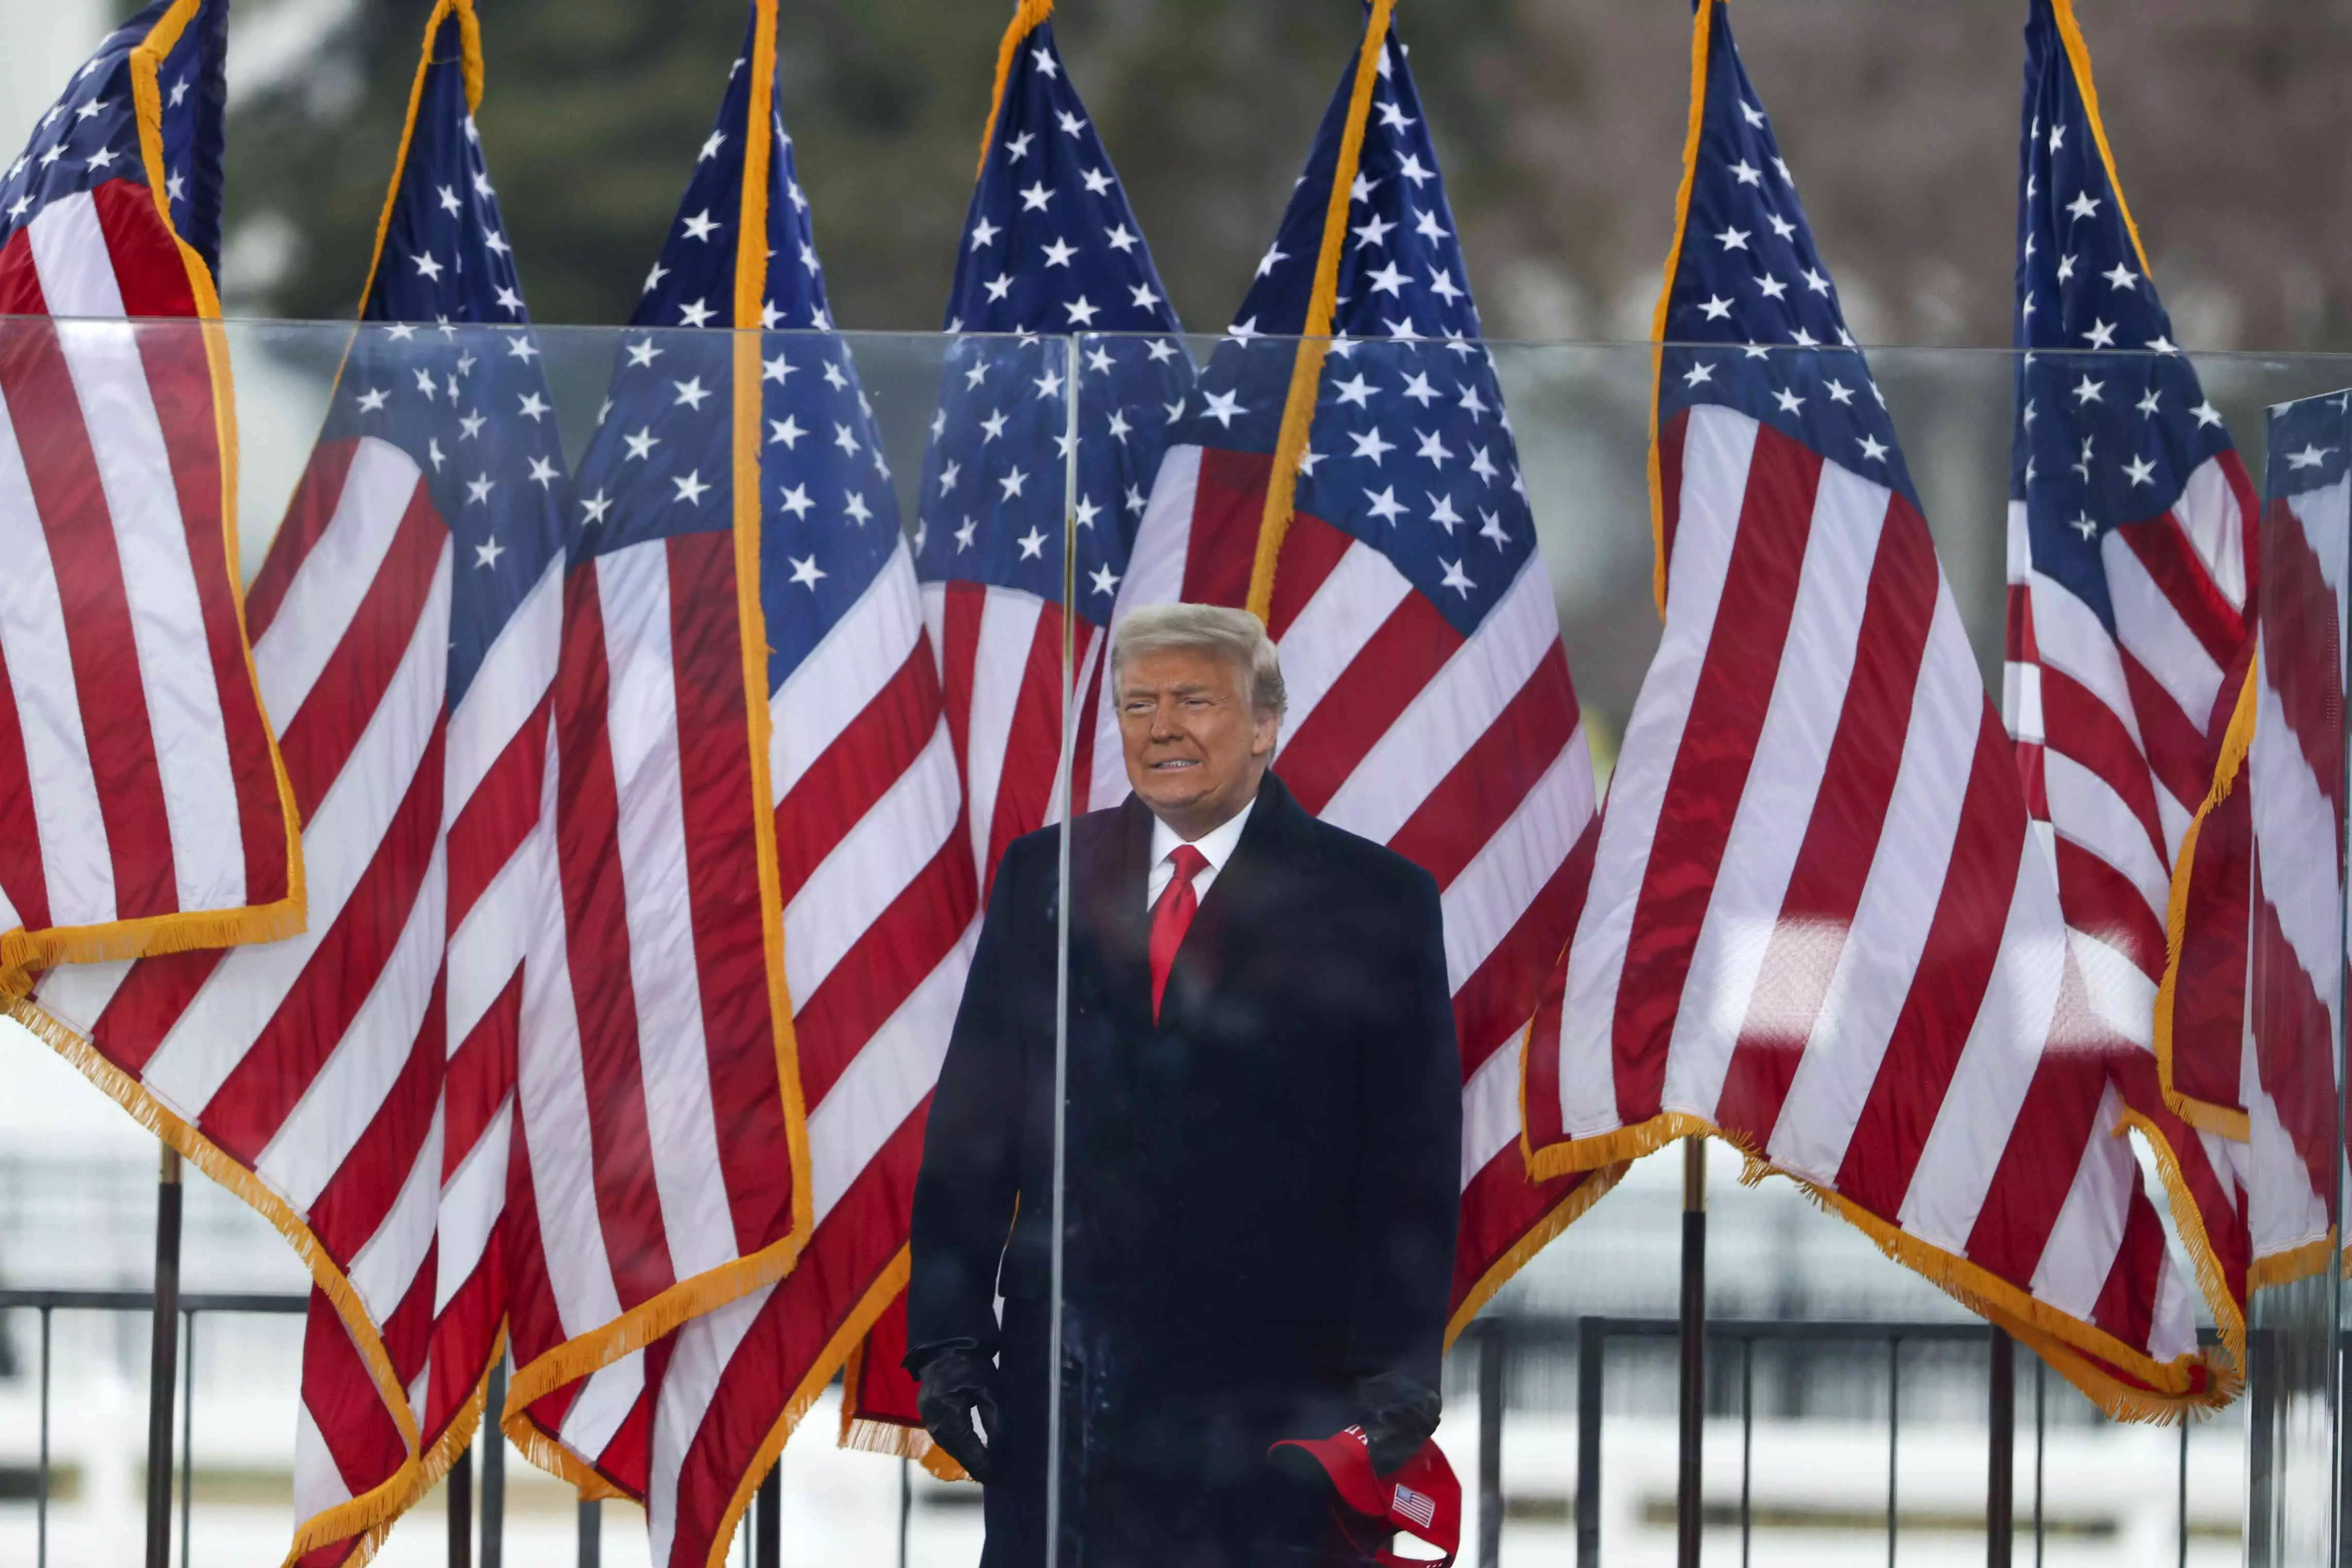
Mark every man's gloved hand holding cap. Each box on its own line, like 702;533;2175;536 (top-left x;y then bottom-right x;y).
1355;1369;1441;1476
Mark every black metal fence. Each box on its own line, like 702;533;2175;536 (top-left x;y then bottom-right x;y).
0;1288;2305;1567
2;1287;308;1568
1452;1314;2235;1568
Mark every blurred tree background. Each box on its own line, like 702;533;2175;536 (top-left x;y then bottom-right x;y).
152;0;2350;349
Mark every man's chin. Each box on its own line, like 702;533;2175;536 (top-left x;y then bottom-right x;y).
1132;775;1214;814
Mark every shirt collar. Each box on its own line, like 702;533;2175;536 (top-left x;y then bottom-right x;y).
1149;792;1257;877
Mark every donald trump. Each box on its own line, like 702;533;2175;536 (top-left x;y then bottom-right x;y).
906;604;1461;1567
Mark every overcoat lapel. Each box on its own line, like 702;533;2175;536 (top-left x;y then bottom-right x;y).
1076;792;1158;1040
1158;773;1314;1030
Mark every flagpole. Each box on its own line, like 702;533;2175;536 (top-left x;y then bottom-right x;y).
144;1141;183;1568
447;1441;473;1568
482;1355;507;1568
1987;1327;2015;1567
754;1464;779;1568
1675;1135;1706;1568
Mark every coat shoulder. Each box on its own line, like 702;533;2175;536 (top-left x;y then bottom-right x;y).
1291;810;1440;908
997;805;1130;885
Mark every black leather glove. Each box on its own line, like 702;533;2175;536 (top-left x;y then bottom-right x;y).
915;1345;1001;1484
1356;1370;1440;1476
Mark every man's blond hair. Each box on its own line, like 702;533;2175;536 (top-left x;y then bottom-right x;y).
1110;603;1287;718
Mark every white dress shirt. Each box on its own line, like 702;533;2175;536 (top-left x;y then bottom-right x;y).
1145;795;1256;910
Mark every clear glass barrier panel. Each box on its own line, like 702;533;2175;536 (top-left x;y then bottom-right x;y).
0;322;2346;1566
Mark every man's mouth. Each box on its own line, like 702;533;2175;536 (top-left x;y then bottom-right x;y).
1149;758;1200;770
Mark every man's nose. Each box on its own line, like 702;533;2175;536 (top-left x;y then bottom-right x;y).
1148;701;1185;739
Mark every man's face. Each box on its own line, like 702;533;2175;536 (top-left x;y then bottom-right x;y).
1117;644;1278;838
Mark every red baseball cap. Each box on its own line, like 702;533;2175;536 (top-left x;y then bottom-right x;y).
1268;1425;1461;1567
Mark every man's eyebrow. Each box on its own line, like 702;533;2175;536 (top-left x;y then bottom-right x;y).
1120;680;1219;696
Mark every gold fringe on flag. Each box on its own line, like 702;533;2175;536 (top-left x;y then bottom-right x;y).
729;0;818;1298
1641;0;1718;619
2152;652;2258;1139
6;998;431;1545
1443;1160;1632;1349
701;1251;919;1568
1523;1100;2240;1423
976;0;1056;174
1243;0;1396;626
284;1332;507;1568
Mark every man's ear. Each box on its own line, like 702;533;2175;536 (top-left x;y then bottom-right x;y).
1252;711;1279;758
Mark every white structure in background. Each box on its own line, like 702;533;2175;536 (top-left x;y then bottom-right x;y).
0;0;107;154
1;0;356;145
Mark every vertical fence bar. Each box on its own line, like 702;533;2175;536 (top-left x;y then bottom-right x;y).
2340;1332;2350;1568
482;1356;506;1568
179;1311;195;1568
38;1304;51;1568
1677;1139;1707;1568
448;1443;473;1568
755;1464;780;1568
1576;1317;1603;1568
1885;1336;1899;1568
2175;1414;2188;1568
1987;1327;2013;1568
2031;1359;2043;1568
2248;1323;2276;1565
1740;1335;1753;1568
145;1145;184;1568
1477;1320;1505;1568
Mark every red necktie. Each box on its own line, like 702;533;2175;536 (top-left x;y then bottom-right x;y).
1148;844;1210;1023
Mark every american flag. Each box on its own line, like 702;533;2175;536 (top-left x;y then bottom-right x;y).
2242;396;2350;1286
2004;0;2256;1062
1112;1;1621;1338
2159;391;2349;1291
1518;0;2230;1418
914;5;1194;892
0;0;302;988
2006;0;2254;1356
500;12;978;1561
500;0;814;1488
836;0;1196;1464
23;3;570;1559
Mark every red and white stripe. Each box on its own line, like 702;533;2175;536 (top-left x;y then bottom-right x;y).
286;485;564;1563
1523;404;2216;1401
2005;453;2259;1340
2243;474;2348;1275
22;427;560;1558
502;526;807;1445
926;582;1113;897
1101;439;1612;1326
825;537;1114;1462
0;184;294;971
2004;454;2254;1036
510;538;978;1564
825;571;1058;1459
